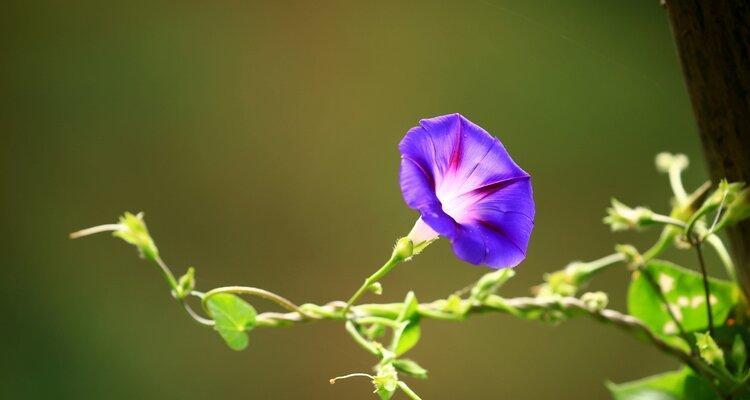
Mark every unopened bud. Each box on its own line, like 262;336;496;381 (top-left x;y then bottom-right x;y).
373;364;398;400
113;212;159;260
367;282;383;295
174;267;195;299
393;237;414;261
604;199;655;232
581;291;608;311
471;269;515;301
615;244;642;267
715;186;750;232
696;333;725;368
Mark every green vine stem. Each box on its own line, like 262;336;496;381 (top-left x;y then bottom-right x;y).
192;291;733;390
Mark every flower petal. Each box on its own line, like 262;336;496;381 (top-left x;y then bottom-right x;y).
399;156;456;237
451;224;486;265
398;113;535;269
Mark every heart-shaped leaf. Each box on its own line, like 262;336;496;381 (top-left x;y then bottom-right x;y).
628;260;737;340
206;293;257;351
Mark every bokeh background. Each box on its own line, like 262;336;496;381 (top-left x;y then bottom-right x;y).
2;0;723;398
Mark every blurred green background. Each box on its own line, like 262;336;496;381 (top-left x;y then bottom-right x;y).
2;0;719;398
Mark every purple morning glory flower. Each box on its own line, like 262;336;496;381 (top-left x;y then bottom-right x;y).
399;113;534;269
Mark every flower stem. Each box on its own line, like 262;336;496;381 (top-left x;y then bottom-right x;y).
397;381;423;400
344;254;403;315
669;164;689;205
651;214;687;228
154;256;179;291
345;321;380;356
642;226;680;262
705;233;737;281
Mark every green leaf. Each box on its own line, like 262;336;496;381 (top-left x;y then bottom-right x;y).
206;293;257;351
392;320;421;356
607;368;715;400
628;260;737;340
393;359;428;379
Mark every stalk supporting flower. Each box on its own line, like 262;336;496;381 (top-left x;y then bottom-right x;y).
345;114;535;314
71;149;750;399
400;113;534;269
344;238;413;314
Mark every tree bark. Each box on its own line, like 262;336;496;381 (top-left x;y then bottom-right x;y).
664;0;750;299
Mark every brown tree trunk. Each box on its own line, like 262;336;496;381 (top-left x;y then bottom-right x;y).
663;0;750;299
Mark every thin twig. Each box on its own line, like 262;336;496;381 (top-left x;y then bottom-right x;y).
693;239;716;337
202;286;315;319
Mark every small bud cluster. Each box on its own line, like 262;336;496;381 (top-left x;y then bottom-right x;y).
113;212;159;260
604;199;656;232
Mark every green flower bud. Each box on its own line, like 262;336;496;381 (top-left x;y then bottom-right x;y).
471;269;515;301
688;180;746;236
392;237;414;261
715;186;750;232
615;244;642;267
695;332;725;368
604;199;655;231
113;212;159;260
536;269;577;297
367;282;383;295
442;294;469;316
372;364;398;400
581;291;608;311
174;267;195;299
